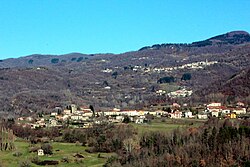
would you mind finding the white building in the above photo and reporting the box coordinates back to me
[119,110,139,116]
[156,90,166,95]
[50,119,57,126]
[170,111,182,119]
[104,86,111,90]
[51,112,58,116]
[197,113,208,119]
[63,109,71,115]
[207,102,221,107]
[184,111,193,118]
[38,149,44,156]
[71,104,77,113]
[135,117,144,124]
[115,116,124,122]
[211,111,219,117]
[71,115,84,121]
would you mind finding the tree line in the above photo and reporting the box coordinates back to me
[105,118,250,167]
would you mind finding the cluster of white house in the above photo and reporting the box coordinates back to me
[169,102,247,119]
[131,57,150,61]
[167,89,193,97]
[156,88,193,97]
[205,102,246,118]
[60,106,196,123]
[101,68,113,73]
[101,60,218,74]
[18,102,247,129]
[148,60,218,73]
[178,60,218,70]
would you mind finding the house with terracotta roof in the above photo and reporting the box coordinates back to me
[172,103,181,108]
[236,102,245,107]
[82,110,93,117]
[170,110,182,119]
[207,106,223,113]
[207,102,222,107]
[233,108,246,115]
[119,110,139,116]
[221,108,231,114]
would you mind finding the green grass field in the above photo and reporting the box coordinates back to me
[0,140,113,167]
[131,118,205,134]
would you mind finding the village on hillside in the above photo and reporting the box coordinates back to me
[101,60,218,74]
[16,101,249,129]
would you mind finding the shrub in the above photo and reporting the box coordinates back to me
[19,160,31,167]
[30,156,40,164]
[13,151,22,157]
[122,115,131,123]
[71,57,77,61]
[51,58,59,64]
[75,141,81,146]
[61,157,70,163]
[85,147,95,153]
[157,76,175,83]
[74,158,84,164]
[77,57,83,62]
[29,146,40,153]
[37,160,59,166]
[112,71,118,79]
[28,59,33,64]
[181,73,192,81]
[161,118,166,122]
[104,155,120,167]
[41,143,53,155]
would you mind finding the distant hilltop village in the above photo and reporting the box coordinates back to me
[102,59,217,74]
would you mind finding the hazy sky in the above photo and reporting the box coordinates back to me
[0,0,250,59]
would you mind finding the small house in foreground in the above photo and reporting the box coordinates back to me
[38,149,44,156]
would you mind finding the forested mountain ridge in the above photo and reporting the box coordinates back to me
[1,31,249,68]
[139,31,250,50]
[0,52,108,68]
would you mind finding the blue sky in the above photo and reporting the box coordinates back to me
[0,0,250,59]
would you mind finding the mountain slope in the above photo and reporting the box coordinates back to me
[221,68,250,97]
[0,30,250,116]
